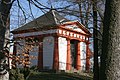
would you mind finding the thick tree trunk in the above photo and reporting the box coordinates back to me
[93,0,99,80]
[0,0,11,59]
[0,1,13,78]
[0,0,12,79]
[100,0,120,80]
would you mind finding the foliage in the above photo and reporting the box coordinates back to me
[9,68,32,80]
[30,65,38,71]
[9,67,93,80]
[0,52,5,60]
[9,69,24,80]
[20,68,31,79]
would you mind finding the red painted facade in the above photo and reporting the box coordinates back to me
[38,37,43,69]
[66,39,71,70]
[53,36,59,70]
[76,41,81,70]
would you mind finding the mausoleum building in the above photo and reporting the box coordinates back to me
[11,9,92,71]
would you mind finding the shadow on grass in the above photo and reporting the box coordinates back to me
[28,72,93,80]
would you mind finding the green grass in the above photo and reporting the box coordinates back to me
[28,71,93,80]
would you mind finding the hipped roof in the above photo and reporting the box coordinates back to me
[12,9,69,33]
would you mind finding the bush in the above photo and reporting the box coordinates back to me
[20,68,31,79]
[9,69,24,80]
[9,66,40,80]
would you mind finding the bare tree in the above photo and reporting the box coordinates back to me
[0,0,49,76]
[92,0,99,80]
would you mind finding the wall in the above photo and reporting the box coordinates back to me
[16,39,25,68]
[80,42,86,70]
[29,46,39,67]
[43,36,54,69]
[65,24,86,34]
[16,39,39,67]
[58,37,67,70]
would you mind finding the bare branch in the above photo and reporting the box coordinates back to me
[17,0,27,22]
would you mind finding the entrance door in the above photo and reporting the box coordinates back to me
[70,40,78,68]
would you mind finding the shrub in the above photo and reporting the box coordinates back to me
[9,69,24,80]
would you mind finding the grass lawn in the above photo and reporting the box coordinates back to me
[28,71,93,80]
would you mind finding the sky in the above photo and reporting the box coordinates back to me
[10,0,49,31]
[10,0,94,52]
[10,0,72,52]
[10,0,80,31]
[10,0,82,31]
[10,0,49,52]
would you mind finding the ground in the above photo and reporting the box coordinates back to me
[28,71,93,80]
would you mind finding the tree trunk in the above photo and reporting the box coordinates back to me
[0,0,11,59]
[85,2,91,28]
[78,2,84,25]
[100,0,120,80]
[0,1,12,78]
[93,0,99,80]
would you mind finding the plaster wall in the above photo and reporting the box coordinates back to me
[16,39,25,68]
[65,24,85,34]
[58,37,67,70]
[29,46,39,67]
[80,42,86,70]
[43,36,54,69]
